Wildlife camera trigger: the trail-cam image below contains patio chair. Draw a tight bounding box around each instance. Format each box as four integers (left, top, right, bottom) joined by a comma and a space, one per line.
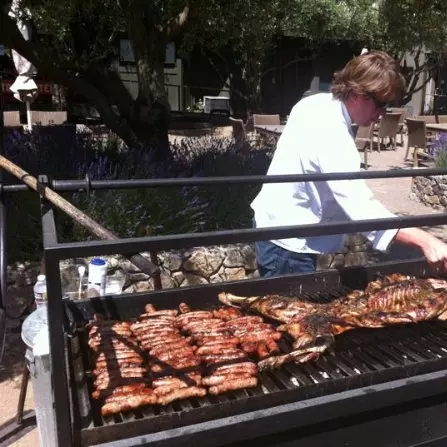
354, 123, 374, 169
414, 115, 436, 124
31, 111, 67, 126
3, 111, 21, 127
388, 107, 407, 145
229, 117, 257, 150
375, 112, 401, 152
414, 115, 437, 141
404, 118, 431, 167
253, 114, 280, 128
437, 115, 447, 124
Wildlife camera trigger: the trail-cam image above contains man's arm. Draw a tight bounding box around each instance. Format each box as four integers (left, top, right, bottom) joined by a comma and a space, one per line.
395, 228, 447, 268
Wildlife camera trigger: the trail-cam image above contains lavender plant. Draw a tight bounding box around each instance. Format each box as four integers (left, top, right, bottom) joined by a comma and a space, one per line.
428, 133, 447, 168
4, 127, 273, 260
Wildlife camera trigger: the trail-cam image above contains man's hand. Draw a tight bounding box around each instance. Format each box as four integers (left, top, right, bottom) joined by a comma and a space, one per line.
420, 233, 447, 270
396, 228, 447, 270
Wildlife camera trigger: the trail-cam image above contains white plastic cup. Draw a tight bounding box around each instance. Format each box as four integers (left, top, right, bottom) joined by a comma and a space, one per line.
88, 258, 107, 296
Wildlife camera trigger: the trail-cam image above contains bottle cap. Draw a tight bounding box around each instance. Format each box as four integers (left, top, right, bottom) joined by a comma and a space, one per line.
37, 274, 46, 281
90, 258, 106, 266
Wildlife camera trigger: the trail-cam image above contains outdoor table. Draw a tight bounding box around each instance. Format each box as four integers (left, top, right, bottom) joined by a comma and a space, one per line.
21, 310, 57, 446
254, 124, 285, 136
425, 123, 447, 132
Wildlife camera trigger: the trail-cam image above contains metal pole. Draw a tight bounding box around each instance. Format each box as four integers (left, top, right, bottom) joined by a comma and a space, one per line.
0, 72, 7, 363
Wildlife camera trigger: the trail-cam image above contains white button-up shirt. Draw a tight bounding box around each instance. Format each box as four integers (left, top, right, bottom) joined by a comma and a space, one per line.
251, 93, 397, 254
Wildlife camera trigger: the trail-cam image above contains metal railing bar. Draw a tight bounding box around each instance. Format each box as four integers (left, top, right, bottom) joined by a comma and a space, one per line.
44, 213, 447, 260
1, 167, 447, 193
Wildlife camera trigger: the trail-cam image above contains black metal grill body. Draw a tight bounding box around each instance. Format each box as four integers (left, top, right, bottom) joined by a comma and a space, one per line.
64, 259, 447, 447
34, 168, 447, 447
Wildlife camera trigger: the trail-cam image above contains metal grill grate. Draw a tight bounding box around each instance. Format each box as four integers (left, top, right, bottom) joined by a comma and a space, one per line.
71, 285, 447, 446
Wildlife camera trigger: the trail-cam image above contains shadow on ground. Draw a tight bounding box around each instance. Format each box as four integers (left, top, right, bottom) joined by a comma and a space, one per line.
0, 411, 36, 447
1, 285, 34, 385
0, 329, 28, 385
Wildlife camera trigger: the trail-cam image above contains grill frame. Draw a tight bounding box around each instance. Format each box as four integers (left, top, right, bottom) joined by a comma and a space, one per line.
65, 259, 447, 446
37, 168, 447, 447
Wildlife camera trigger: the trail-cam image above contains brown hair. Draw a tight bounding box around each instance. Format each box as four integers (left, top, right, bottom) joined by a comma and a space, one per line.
330, 50, 406, 103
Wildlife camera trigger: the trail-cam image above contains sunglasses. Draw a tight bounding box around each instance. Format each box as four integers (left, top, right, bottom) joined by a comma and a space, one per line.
366, 92, 389, 110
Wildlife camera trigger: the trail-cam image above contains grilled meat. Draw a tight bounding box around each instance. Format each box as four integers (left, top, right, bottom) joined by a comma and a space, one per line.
92, 383, 148, 400
179, 302, 191, 314
218, 292, 317, 323
208, 377, 258, 395
138, 310, 179, 319
221, 276, 447, 370
101, 388, 157, 416
156, 386, 207, 405
213, 307, 244, 321
178, 305, 259, 394
152, 373, 202, 388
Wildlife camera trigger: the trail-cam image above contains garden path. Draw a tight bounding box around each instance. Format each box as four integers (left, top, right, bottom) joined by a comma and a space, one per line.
364, 134, 447, 244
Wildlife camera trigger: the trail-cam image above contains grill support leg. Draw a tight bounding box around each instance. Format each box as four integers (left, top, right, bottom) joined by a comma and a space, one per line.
16, 363, 30, 425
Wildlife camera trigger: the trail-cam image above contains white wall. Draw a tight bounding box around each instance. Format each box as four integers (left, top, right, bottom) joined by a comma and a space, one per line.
117, 59, 184, 111
402, 49, 427, 116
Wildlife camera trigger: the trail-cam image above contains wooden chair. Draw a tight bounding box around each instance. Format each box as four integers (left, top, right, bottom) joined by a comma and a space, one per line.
229, 117, 258, 150
253, 114, 280, 128
404, 118, 431, 167
354, 123, 374, 169
414, 115, 436, 124
375, 112, 401, 151
3, 111, 21, 127
413, 115, 437, 141
388, 107, 407, 145
245, 115, 254, 132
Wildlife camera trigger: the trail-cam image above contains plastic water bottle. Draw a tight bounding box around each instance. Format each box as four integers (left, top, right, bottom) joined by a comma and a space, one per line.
87, 258, 107, 297
34, 274, 48, 323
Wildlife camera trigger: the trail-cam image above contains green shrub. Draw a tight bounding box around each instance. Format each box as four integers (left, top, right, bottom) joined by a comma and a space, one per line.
435, 152, 447, 169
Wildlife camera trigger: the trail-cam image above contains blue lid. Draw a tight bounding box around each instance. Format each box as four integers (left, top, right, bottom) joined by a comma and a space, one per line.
90, 258, 106, 266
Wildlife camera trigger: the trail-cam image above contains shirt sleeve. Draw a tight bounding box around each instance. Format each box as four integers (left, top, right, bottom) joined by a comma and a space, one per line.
315, 124, 398, 252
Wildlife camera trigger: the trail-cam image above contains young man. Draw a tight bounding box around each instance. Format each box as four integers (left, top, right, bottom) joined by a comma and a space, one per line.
251, 50, 447, 277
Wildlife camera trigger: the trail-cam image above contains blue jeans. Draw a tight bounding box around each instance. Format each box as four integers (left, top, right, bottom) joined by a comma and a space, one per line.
255, 240, 317, 278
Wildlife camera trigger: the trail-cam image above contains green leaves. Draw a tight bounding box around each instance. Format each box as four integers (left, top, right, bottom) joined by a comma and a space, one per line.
283, 0, 379, 45
378, 0, 447, 57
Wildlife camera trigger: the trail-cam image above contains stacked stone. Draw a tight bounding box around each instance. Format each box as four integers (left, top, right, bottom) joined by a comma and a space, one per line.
412, 175, 447, 210
12, 239, 373, 298
317, 234, 370, 270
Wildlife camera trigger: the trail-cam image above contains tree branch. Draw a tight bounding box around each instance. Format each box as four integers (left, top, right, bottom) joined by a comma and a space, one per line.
0, 10, 140, 147
163, 3, 190, 40
206, 50, 246, 101
261, 53, 318, 81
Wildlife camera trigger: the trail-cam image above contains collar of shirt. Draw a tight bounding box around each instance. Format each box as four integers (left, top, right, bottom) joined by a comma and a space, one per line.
340, 99, 354, 138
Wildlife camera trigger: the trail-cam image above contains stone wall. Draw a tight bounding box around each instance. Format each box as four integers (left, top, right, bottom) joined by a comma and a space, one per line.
412, 175, 447, 210
8, 234, 370, 297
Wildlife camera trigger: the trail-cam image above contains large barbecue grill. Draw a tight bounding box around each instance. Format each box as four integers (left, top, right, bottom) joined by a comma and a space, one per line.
32, 168, 447, 446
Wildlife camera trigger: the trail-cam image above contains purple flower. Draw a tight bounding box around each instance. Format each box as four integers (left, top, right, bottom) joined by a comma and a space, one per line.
428, 133, 447, 160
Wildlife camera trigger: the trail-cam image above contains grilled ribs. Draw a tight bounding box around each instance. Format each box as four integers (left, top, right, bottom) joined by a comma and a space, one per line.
219, 275, 447, 369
